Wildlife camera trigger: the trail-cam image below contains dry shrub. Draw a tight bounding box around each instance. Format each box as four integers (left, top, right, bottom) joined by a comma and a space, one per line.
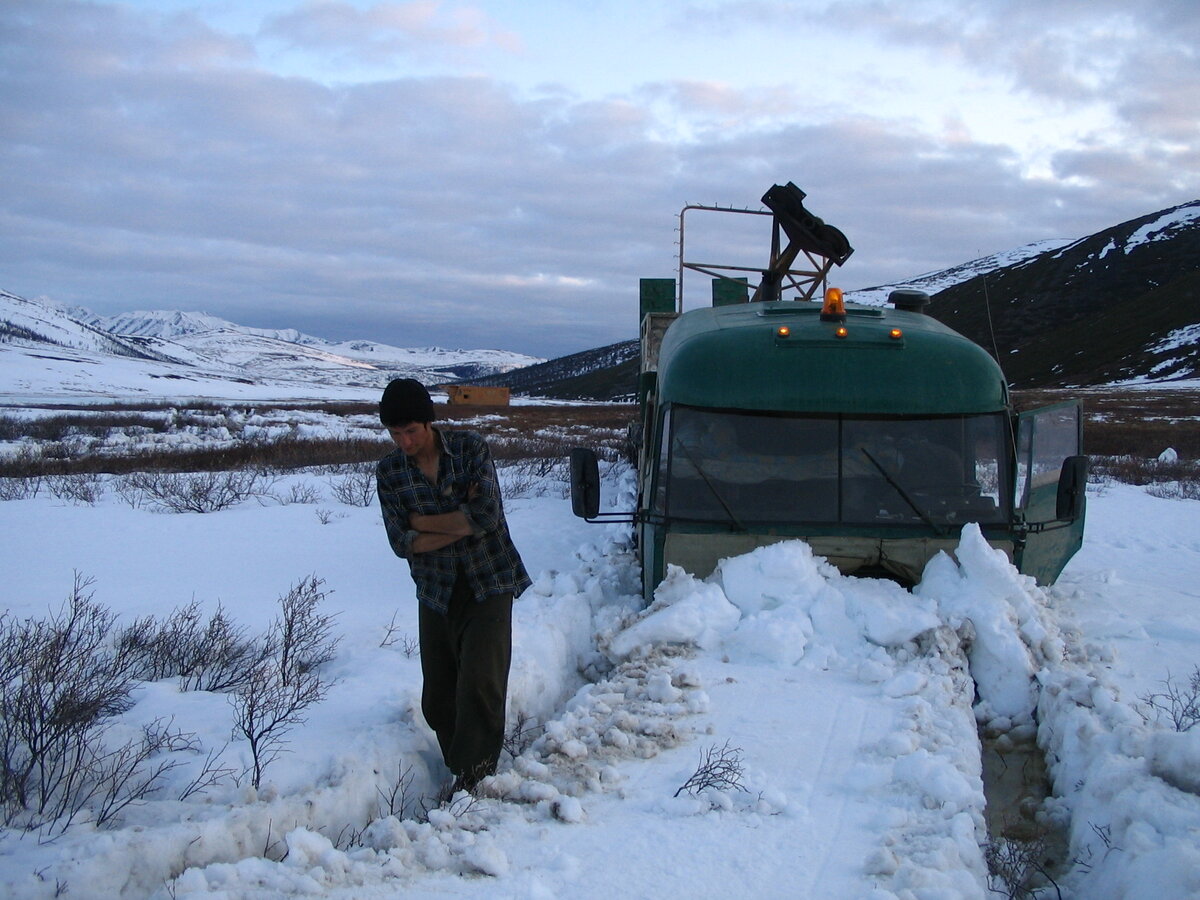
0, 573, 344, 831
985, 827, 1062, 899
1140, 666, 1200, 733
1091, 455, 1200, 489
327, 464, 376, 507
116, 601, 270, 693
47, 473, 105, 505
232, 576, 339, 788
674, 741, 746, 799
0, 475, 42, 501
0, 402, 630, 481
122, 470, 271, 513
0, 575, 179, 834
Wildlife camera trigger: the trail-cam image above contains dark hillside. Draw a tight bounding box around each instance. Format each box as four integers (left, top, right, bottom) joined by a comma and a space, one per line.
470, 339, 638, 401
929, 201, 1200, 387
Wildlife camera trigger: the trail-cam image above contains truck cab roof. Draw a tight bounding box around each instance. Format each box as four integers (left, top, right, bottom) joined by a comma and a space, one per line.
656, 300, 1010, 416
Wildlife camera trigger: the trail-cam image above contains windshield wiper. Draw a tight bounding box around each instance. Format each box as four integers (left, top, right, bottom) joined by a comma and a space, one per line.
860, 447, 947, 536
675, 441, 746, 531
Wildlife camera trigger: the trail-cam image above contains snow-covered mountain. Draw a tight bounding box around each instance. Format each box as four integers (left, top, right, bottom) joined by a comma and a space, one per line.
87, 308, 540, 381
0, 290, 177, 363
83, 309, 265, 341
6, 196, 1198, 402
0, 293, 543, 402
930, 199, 1200, 386
845, 239, 1071, 306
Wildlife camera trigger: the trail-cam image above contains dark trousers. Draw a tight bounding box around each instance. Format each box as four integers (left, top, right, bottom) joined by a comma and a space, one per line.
418, 571, 513, 788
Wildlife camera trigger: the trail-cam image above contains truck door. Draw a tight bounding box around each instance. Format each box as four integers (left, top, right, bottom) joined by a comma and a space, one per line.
1013, 401, 1087, 584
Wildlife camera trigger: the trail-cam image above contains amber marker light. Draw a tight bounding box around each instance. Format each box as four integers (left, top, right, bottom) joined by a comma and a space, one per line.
889, 328, 903, 340
835, 326, 849, 338
820, 287, 847, 322
776, 325, 791, 338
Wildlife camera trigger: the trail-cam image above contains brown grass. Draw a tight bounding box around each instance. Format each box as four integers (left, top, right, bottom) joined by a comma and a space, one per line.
2, 393, 1196, 488
0, 403, 636, 478
1013, 387, 1200, 459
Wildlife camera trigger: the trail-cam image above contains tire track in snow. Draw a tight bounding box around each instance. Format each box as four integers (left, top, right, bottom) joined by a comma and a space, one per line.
800, 687, 872, 895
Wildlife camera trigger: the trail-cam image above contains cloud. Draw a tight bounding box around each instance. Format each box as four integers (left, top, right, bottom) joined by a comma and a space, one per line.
820, 1, 1199, 137
260, 0, 523, 62
679, 2, 1199, 153
0, 0, 1195, 359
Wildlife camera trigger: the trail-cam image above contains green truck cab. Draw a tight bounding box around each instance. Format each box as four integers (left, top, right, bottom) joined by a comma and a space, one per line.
572, 184, 1087, 601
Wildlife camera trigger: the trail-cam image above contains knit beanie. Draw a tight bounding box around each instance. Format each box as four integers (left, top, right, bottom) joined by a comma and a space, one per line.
379, 378, 435, 426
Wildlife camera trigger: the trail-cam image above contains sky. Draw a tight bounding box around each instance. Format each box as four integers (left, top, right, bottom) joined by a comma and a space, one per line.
2, 0, 1199, 358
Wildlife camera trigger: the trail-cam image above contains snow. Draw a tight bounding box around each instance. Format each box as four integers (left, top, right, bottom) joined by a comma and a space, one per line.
1101, 376, 1200, 391
1124, 204, 1200, 252
1150, 323, 1200, 356
2, 441, 1200, 897
86, 308, 541, 374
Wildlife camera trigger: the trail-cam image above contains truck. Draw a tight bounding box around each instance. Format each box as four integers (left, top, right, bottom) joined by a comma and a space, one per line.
571, 183, 1088, 601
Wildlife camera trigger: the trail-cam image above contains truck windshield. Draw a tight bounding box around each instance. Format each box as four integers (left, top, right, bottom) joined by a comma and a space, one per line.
661, 406, 1010, 527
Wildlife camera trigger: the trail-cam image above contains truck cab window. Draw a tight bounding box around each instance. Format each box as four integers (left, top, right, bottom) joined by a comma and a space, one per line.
662, 407, 1008, 527
1015, 404, 1082, 510
666, 407, 839, 524
842, 415, 1008, 525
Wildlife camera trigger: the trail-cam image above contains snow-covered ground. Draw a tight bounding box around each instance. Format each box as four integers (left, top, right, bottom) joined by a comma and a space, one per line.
1, 427, 1199, 898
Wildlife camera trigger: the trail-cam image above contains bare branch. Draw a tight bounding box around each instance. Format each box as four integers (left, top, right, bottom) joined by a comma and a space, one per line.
674, 741, 746, 798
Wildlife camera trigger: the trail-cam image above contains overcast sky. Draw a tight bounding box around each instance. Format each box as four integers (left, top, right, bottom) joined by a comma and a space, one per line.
2, 1, 1197, 358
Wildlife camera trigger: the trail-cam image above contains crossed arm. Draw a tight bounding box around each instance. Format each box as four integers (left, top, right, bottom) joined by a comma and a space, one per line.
407, 483, 480, 554
408, 510, 473, 553
378, 437, 504, 560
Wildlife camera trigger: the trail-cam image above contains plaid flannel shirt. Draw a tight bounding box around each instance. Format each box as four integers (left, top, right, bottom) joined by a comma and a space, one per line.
377, 429, 531, 614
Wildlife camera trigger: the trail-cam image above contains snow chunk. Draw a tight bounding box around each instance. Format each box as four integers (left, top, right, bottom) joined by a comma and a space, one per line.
1147, 731, 1200, 795
464, 837, 509, 876
608, 566, 739, 657
882, 670, 928, 698
717, 540, 830, 614
551, 796, 585, 823
283, 827, 356, 882
916, 525, 1043, 726
711, 540, 940, 666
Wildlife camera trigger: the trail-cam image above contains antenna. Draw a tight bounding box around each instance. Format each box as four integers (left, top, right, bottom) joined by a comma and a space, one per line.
978, 259, 1011, 388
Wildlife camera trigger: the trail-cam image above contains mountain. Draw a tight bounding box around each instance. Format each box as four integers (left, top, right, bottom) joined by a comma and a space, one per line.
87, 308, 539, 384
0, 293, 543, 401
846, 239, 1072, 307
84, 309, 266, 341
469, 339, 641, 401
0, 290, 178, 363
927, 201, 1200, 387
6, 199, 1198, 402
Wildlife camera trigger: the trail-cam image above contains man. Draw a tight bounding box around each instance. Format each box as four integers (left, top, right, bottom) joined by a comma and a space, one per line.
375, 378, 531, 793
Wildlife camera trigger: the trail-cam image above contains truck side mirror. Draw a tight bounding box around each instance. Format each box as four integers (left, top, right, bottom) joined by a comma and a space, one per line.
1056, 455, 1089, 520
570, 448, 601, 519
